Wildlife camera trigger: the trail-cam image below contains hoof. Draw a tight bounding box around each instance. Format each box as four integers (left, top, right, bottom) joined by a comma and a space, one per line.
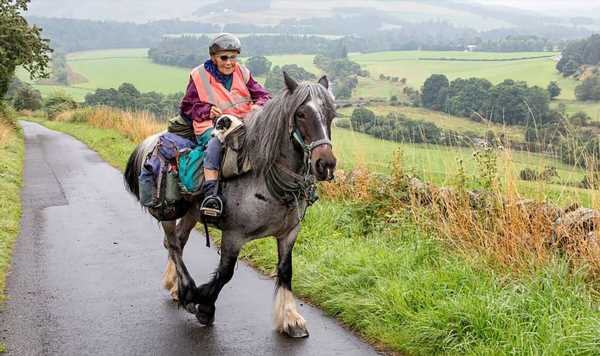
195, 303, 215, 325
284, 325, 309, 338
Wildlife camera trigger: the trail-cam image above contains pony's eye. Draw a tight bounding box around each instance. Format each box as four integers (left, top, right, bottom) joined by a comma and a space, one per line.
296, 112, 305, 119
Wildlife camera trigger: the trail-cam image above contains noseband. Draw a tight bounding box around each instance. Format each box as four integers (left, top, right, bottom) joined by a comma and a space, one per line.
291, 128, 332, 155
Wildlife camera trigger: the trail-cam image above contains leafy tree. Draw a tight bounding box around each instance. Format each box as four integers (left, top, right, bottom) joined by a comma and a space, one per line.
12, 85, 42, 110
245, 56, 272, 77
421, 74, 449, 110
264, 64, 316, 93
575, 74, 600, 101
0, 0, 52, 99
445, 77, 492, 117
547, 81, 561, 99
84, 83, 181, 117
350, 107, 376, 131
569, 111, 591, 126
557, 34, 600, 76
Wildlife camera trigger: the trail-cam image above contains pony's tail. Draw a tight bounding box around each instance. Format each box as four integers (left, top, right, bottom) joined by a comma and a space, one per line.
124, 144, 142, 200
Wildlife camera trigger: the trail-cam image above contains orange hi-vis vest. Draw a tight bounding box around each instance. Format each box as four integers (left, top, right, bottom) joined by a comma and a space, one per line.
190, 63, 253, 135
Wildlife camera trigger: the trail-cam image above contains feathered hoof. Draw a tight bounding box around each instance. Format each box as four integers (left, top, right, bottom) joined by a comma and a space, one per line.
195, 303, 215, 326
284, 325, 309, 338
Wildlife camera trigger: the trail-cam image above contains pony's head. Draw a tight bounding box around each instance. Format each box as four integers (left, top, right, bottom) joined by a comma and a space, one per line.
283, 72, 337, 181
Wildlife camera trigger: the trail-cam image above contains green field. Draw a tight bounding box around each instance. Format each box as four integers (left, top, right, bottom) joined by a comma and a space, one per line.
333, 127, 595, 206
18, 48, 599, 120
18, 49, 190, 101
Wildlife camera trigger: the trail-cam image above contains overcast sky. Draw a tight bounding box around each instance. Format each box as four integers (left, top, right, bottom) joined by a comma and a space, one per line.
473, 0, 600, 16
26, 0, 600, 23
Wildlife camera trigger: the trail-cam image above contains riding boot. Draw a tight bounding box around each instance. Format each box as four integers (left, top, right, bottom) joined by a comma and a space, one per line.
200, 179, 224, 219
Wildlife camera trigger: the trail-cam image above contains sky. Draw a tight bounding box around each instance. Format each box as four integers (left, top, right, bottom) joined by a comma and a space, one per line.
473, 0, 600, 17
26, 0, 600, 23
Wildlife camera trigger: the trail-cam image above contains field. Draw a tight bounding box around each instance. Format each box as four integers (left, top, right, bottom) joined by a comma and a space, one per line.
337, 105, 526, 142
16, 47, 600, 128
19, 48, 595, 118
26, 111, 600, 355
18, 49, 190, 101
333, 128, 595, 207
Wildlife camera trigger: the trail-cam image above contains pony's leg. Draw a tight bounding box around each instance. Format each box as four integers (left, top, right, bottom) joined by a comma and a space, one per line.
162, 213, 196, 301
194, 231, 243, 325
162, 212, 199, 312
274, 225, 308, 338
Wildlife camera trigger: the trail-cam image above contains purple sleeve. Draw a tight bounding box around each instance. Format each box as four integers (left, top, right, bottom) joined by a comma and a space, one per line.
246, 74, 271, 106
179, 77, 212, 123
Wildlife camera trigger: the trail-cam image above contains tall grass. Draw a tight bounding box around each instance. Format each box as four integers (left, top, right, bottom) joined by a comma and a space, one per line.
55, 106, 164, 143
0, 106, 24, 304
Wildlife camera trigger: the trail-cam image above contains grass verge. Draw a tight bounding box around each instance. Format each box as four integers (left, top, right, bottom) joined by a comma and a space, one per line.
29, 113, 600, 355
0, 111, 24, 304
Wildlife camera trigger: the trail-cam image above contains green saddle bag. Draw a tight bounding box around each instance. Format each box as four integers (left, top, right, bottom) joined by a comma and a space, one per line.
178, 129, 212, 194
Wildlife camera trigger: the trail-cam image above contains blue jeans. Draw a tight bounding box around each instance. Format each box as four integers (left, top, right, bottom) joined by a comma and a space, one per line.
203, 136, 222, 171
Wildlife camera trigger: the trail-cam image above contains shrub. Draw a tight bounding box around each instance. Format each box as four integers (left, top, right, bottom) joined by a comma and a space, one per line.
520, 167, 540, 181
12, 86, 42, 111
334, 117, 351, 129
44, 91, 77, 119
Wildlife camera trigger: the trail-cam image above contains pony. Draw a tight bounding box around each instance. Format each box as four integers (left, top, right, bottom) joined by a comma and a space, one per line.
124, 73, 337, 338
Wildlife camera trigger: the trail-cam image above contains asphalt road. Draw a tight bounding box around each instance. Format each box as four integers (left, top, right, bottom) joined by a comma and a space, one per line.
0, 121, 379, 356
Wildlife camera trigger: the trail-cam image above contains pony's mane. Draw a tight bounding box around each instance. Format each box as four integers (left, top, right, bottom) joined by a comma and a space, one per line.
244, 82, 336, 174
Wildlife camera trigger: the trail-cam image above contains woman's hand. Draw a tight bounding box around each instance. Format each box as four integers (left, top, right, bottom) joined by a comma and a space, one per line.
210, 105, 223, 119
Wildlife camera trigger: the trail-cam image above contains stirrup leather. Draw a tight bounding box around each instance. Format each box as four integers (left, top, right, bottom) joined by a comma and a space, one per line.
200, 195, 224, 218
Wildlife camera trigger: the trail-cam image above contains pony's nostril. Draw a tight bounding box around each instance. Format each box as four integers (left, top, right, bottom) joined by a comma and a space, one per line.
316, 159, 325, 173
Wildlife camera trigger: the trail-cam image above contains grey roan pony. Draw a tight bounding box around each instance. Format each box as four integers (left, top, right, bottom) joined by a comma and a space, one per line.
123, 73, 337, 338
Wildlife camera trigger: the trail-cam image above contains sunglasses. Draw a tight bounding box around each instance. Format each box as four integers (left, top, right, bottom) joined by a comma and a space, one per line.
219, 54, 238, 62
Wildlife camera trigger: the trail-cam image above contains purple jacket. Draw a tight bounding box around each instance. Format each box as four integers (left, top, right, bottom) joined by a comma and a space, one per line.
180, 72, 271, 124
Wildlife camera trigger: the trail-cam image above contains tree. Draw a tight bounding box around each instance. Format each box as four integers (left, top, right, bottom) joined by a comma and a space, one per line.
0, 0, 52, 99
575, 74, 600, 101
547, 81, 561, 100
421, 74, 449, 110
12, 85, 42, 110
245, 56, 272, 77
264, 65, 316, 93
350, 107, 376, 131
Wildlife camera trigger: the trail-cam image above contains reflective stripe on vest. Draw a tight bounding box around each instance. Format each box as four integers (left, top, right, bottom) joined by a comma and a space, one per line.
190, 64, 253, 135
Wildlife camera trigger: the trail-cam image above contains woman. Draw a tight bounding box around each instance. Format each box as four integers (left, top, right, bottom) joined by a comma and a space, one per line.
180, 33, 271, 217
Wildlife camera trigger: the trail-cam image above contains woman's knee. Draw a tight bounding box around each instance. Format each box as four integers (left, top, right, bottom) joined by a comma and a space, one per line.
204, 137, 222, 170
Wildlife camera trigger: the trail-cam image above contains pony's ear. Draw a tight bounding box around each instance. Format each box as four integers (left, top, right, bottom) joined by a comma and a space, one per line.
318, 75, 329, 89
283, 71, 298, 93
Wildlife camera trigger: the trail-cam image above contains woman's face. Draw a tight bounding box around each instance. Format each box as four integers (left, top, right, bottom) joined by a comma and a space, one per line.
212, 50, 238, 75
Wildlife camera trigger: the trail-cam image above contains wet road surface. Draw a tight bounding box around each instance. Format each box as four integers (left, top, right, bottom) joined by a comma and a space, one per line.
0, 122, 379, 356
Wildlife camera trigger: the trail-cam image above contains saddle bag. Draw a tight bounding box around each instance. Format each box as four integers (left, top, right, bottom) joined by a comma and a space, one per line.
219, 118, 252, 180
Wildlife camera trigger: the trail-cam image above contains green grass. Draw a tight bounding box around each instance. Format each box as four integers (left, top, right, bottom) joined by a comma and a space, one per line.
0, 116, 24, 303
552, 99, 600, 122
18, 49, 190, 101
348, 51, 579, 99
236, 204, 600, 355
332, 128, 595, 207
28, 116, 600, 355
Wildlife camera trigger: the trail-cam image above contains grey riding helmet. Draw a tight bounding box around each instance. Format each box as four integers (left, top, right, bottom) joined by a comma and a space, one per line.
209, 33, 242, 55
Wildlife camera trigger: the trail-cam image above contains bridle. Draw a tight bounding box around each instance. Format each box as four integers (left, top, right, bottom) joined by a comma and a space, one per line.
265, 100, 334, 218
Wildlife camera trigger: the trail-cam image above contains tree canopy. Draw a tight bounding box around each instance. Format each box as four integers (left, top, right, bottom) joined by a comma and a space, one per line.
557, 34, 600, 77
0, 0, 51, 99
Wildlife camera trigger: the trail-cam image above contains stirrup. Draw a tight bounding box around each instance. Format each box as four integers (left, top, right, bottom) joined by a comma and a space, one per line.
200, 195, 224, 218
